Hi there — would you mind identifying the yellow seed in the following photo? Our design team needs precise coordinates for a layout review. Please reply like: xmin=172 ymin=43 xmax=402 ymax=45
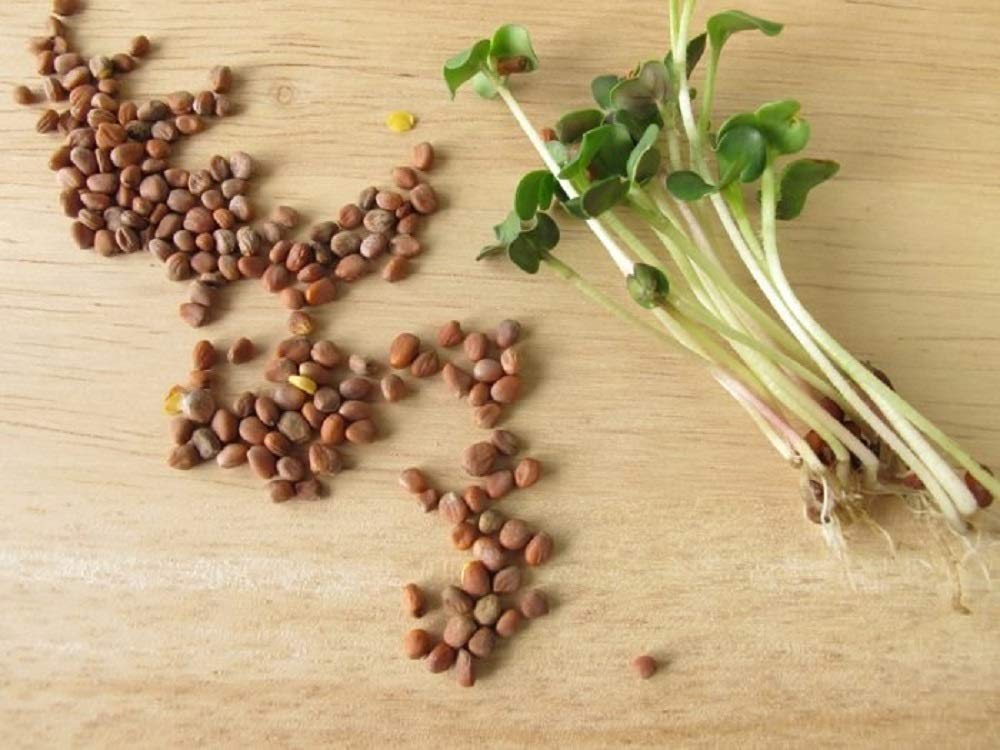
xmin=386 ymin=110 xmax=416 ymax=133
xmin=288 ymin=375 xmax=318 ymax=395
xmin=163 ymin=385 xmax=185 ymax=415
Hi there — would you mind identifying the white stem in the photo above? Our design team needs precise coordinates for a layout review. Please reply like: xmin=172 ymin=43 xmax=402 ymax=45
xmin=497 ymin=86 xmax=634 ymax=276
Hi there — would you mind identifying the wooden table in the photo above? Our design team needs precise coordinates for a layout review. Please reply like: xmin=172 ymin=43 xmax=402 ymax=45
xmin=1 ymin=0 xmax=998 ymax=746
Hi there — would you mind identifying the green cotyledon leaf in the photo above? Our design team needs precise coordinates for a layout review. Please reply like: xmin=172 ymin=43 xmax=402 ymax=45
xmin=443 ymin=39 xmax=491 ymax=98
xmin=776 ymin=159 xmax=840 ymax=220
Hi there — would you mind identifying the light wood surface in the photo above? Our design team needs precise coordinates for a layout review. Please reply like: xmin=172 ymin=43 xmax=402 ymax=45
xmin=2 ymin=0 xmax=999 ymax=747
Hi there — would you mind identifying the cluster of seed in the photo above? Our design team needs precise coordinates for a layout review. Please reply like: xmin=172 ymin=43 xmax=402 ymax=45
xmin=391 ymin=321 xmax=551 ymax=687
xmin=15 ymin=10 xmax=440 ymax=329
xmin=166 ymin=335 xmax=392 ymax=502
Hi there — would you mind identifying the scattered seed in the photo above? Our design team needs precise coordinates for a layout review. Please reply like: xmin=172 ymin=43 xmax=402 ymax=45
xmin=381 ymin=374 xmax=407 ymax=402
xmin=463 ymin=485 xmax=491 ymax=514
xmin=410 ymin=350 xmax=440 ymax=378
xmin=385 ymin=110 xmax=415 ymax=133
xmin=416 ymin=488 xmax=440 ymax=513
xmin=495 ymin=609 xmax=522 ymax=638
xmin=388 ymin=333 xmax=421 ymax=369
xmin=474 ymin=403 xmax=503 ymax=429
xmin=496 ymin=319 xmax=521 ymax=349
xmin=228 ymin=337 xmax=255 ymax=364
xmin=181 ymin=388 xmax=215 ymax=424
xmin=349 ymin=353 xmax=376 ymax=376
xmin=455 ymin=649 xmax=475 ymax=688
xmin=425 ymin=642 xmax=455 ymax=673
xmin=460 ymin=560 xmax=491 ymax=598
xmin=520 ymin=589 xmax=549 ymax=619
xmin=437 ymin=320 xmax=463 ymax=348
xmin=472 ymin=536 xmax=506 ymax=572
xmin=191 ymin=339 xmax=216 ymax=370
xmin=462 ymin=441 xmax=497 ymax=477
xmin=491 ymin=430 xmax=518 ymax=456
xmin=463 ymin=332 xmax=488 ymax=362
xmin=524 ymin=532 xmax=554 ymax=566
xmin=217 ymin=443 xmax=248 ymax=469
xmin=498 ymin=519 xmax=532 ymax=550
xmin=308 ymin=443 xmax=342 ymax=476
xmin=632 ymin=655 xmax=658 ymax=680
xmin=288 ymin=311 xmax=314 ymax=336
xmin=485 ymin=469 xmax=514 ymax=499
xmin=269 ymin=479 xmax=296 ymax=503
xmin=491 ymin=375 xmax=522 ymax=405
xmin=399 ymin=468 xmax=429 ymax=494
xmin=478 ymin=509 xmax=505 ymax=536
xmin=13 ymin=85 xmax=35 ymax=105
xmin=412 ymin=142 xmax=435 ymax=171
xmin=168 ymin=443 xmax=200 ymax=470
xmin=514 ymin=457 xmax=541 ymax=489
xmin=402 ymin=583 xmax=426 ymax=618
xmin=403 ymin=628 xmax=433 ymax=659
xmin=442 ymin=362 xmax=473 ymax=397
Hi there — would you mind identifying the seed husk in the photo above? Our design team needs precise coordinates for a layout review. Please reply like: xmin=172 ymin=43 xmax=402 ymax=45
xmin=632 ymin=655 xmax=658 ymax=680
xmin=402 ymin=583 xmax=426 ymax=618
xmin=403 ymin=628 xmax=433 ymax=660
xmin=520 ymin=589 xmax=549 ymax=619
xmin=462 ymin=441 xmax=497 ymax=477
xmin=524 ymin=532 xmax=554 ymax=566
xmin=494 ymin=609 xmax=522 ymax=638
xmin=425 ymin=643 xmax=455 ymax=674
xmin=442 ymin=585 xmax=473 ymax=616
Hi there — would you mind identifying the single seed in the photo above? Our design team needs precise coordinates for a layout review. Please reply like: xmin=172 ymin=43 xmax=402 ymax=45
xmin=310 ymin=340 xmax=343 ymax=368
xmin=473 ymin=594 xmax=501 ymax=626
xmin=495 ymin=609 xmax=522 ymax=638
xmin=192 ymin=339 xmax=216 ymax=370
xmin=409 ymin=183 xmax=438 ymax=214
xmin=339 ymin=376 xmax=372 ymax=401
xmin=491 ymin=375 xmax=522 ymax=405
xmin=276 ymin=456 xmax=306 ymax=483
xmin=485 ymin=470 xmax=514 ymax=500
xmin=411 ymin=142 xmax=435 ymax=171
xmin=462 ymin=441 xmax=497 ymax=477
xmin=181 ymin=389 xmax=215 ymax=424
xmin=403 ymin=629 xmax=433 ymax=660
xmin=269 ymin=480 xmax=296 ymax=503
xmin=273 ymin=383 xmax=308 ymax=411
xmin=402 ymin=583 xmax=425 ymax=618
xmin=217 ymin=443 xmax=248 ymax=469
xmin=443 ymin=615 xmax=477 ymax=649
xmin=496 ymin=319 xmax=522 ymax=349
xmin=474 ymin=403 xmax=503 ymax=429
xmin=13 ymin=85 xmax=35 ymax=105
xmin=472 ymin=536 xmax=506 ymax=572
xmin=382 ymin=255 xmax=409 ymax=282
xmin=425 ymin=643 xmax=455 ymax=674
xmin=169 ymin=416 xmax=195 ymax=445
xmin=500 ymin=346 xmax=522 ymax=375
xmin=437 ymin=320 xmax=463 ymax=348
xmin=492 ymin=565 xmax=522 ymax=594
xmin=455 ymin=649 xmax=475 ymax=688
xmin=399 ymin=468 xmax=428 ymax=494
xmin=288 ymin=311 xmax=314 ymax=335
xmin=348 ymin=354 xmax=376 ymax=376
xmin=391 ymin=166 xmax=418 ymax=190
xmin=247 ymin=446 xmax=276 ymax=479
xmin=439 ymin=492 xmax=470 ymax=526
xmin=520 ymin=589 xmax=549 ymax=619
xmin=228 ymin=337 xmax=255 ymax=364
xmin=210 ymin=65 xmax=233 ymax=93
xmin=473 ymin=358 xmax=504 ymax=383
xmin=410 ymin=350 xmax=440 ymax=378
xmin=463 ymin=485 xmax=491 ymax=514
xmin=461 ymin=560 xmax=490 ymax=598
xmin=442 ymin=363 xmax=472 ymax=397
xmin=167 ymin=443 xmax=200 ymax=470
xmin=478 ymin=509 xmax=505 ymax=536
xmin=416 ymin=488 xmax=439 ymax=513
xmin=524 ymin=532 xmax=554 ymax=566
xmin=451 ymin=521 xmax=478 ymax=550
xmin=129 ymin=35 xmax=150 ymax=57
xmin=308 ymin=443 xmax=342 ymax=476
xmin=515 ymin=457 xmax=541 ymax=489
xmin=467 ymin=627 xmax=496 ymax=659
xmin=211 ymin=409 xmax=239 ymax=443
xmin=463 ymin=332 xmax=489 ymax=362
xmin=345 ymin=419 xmax=376 ymax=444
xmin=632 ymin=655 xmax=658 ymax=680
xmin=388 ymin=332 xmax=420 ymax=369
xmin=491 ymin=430 xmax=518 ymax=456
xmin=191 ymin=427 xmax=222 ymax=460
xmin=380 ymin=374 xmax=407 ymax=402
xmin=498 ymin=519 xmax=532 ymax=551
xmin=442 ymin=585 xmax=473 ymax=616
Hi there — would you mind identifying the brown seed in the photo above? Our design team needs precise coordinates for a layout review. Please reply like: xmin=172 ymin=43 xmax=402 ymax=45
xmin=410 ymin=350 xmax=440 ymax=378
xmin=269 ymin=205 xmax=299 ymax=229
xmin=264 ymin=358 xmax=297 ymax=384
xmin=305 ymin=277 xmax=338 ymax=306
xmin=178 ymin=301 xmax=210 ymax=328
xmin=410 ymin=184 xmax=438 ymax=215
xmin=188 ymin=370 xmax=212 ymax=390
xmin=478 ymin=509 xmax=506 ymax=536
xmin=339 ymin=400 xmax=372 ymax=422
xmin=255 ymin=396 xmax=281 ymax=426
xmin=37 ymin=109 xmax=60 ymax=133
xmin=229 ymin=151 xmax=253 ymax=180
xmin=489 ymin=430 xmax=518 ymax=457
xmin=467 ymin=627 xmax=496 ymax=659
xmin=264 ymin=431 xmax=293 ymax=457
xmin=492 ymin=565 xmax=522 ymax=595
xmin=169 ymin=416 xmax=196 ymax=446
xmin=210 ymin=407 xmax=239 ymax=443
xmin=70 ymin=222 xmax=94 ymax=249
xmin=520 ymin=589 xmax=549 ymax=619
xmin=406 ymin=141 xmax=434 ymax=171
xmin=524 ymin=532 xmax=554 ymax=566
xmin=338 ymin=203 xmax=363 ymax=229
xmin=498 ymin=519 xmax=532 ymax=551
xmin=388 ymin=333 xmax=421 ymax=370
xmin=167 ymin=443 xmax=200 ymax=470
xmin=308 ymin=443 xmax=342 ymax=476
xmin=217 ymin=443 xmax=248 ymax=469
xmin=269 ymin=480 xmax=296 ymax=503
xmin=338 ymin=377 xmax=372 ymax=401
xmin=391 ymin=166 xmax=419 ymax=190
xmin=443 ymin=615 xmax=477 ymax=649
xmin=228 ymin=337 xmax=255 ymax=364
xmin=495 ymin=319 xmax=521 ymax=349
xmin=277 ymin=456 xmax=306 ymax=482
xmin=209 ymin=65 xmax=232 ymax=93
xmin=473 ymin=358 xmax=504 ymax=384
xmin=461 ymin=560 xmax=491 ymax=598
xmin=463 ymin=332 xmax=489 ymax=362
xmin=462 ymin=442 xmax=497 ymax=477
xmin=472 ymin=536 xmax=506 ymax=572
xmin=416 ymin=488 xmax=440 ymax=513
xmin=397 ymin=213 xmax=421 ymax=236
xmin=232 ymin=391 xmax=256 ymax=418
xmin=129 ymin=35 xmax=151 ymax=57
xmin=181 ymin=389 xmax=215 ymax=424
xmin=439 ymin=492 xmax=470 ymax=526
xmin=191 ymin=427 xmax=222 ymax=460
xmin=491 ymin=375 xmax=522 ymax=405
xmin=399 ymin=468 xmax=428 ymax=494
xmin=380 ymin=374 xmax=407 ymax=402
xmin=473 ymin=594 xmax=502 ymax=626
xmin=485 ymin=470 xmax=514 ymax=500
xmin=431 ymin=322 xmax=462 ymax=350
xmin=193 ymin=90 xmax=215 ymax=117
xmin=334 ymin=254 xmax=368 ymax=283
xmin=363 ymin=208 xmax=396 ymax=234
xmin=347 ymin=354 xmax=375 ymax=376
xmin=514 ymin=457 xmax=542 ymax=489
xmin=402 ymin=583 xmax=425 ymax=618
xmin=441 ymin=363 xmax=472 ymax=397
xmin=278 ymin=411 xmax=312 ymax=444
xmin=473 ymin=403 xmax=503 ymax=429
xmin=441 ymin=585 xmax=473 ymax=617
xmin=214 ymin=94 xmax=233 ymax=117
xmin=359 ymin=232 xmax=389 ymax=260
xmin=965 ymin=469 xmax=994 ymax=509
xmin=403 ymin=629 xmax=433 ymax=660
xmin=13 ymin=85 xmax=35 ymax=105
xmin=376 ymin=190 xmax=403 ymax=211
xmin=425 ymin=643 xmax=455 ymax=674
xmin=239 ymin=417 xmax=269 ymax=446
xmin=288 ymin=311 xmax=314 ymax=336
xmin=320 ymin=414 xmax=346 ymax=446
xmin=246 ymin=446 xmax=276 ymax=479
xmin=463 ymin=485 xmax=491 ymax=514
xmin=345 ymin=419 xmax=376 ymax=444
xmin=274 ymin=383 xmax=308 ymax=411
xmin=500 ymin=346 xmax=522 ymax=375
xmin=495 ymin=609 xmax=522 ymax=638
xmin=632 ymin=655 xmax=658 ymax=680
xmin=450 ymin=521 xmax=478 ymax=550
xmin=455 ymin=649 xmax=475 ymax=688
xmin=382 ymin=255 xmax=409 ymax=282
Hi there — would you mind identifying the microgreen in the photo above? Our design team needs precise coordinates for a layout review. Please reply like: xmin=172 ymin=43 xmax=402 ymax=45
xmin=447 ymin=7 xmax=1000 ymax=537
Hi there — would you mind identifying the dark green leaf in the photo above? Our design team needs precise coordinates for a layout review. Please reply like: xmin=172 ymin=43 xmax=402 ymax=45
xmin=637 ymin=61 xmax=669 ymax=101
xmin=490 ymin=25 xmax=539 ymax=74
xmin=610 ymin=77 xmax=659 ymax=120
xmin=665 ymin=171 xmax=716 ymax=201
xmin=591 ymin=123 xmax=635 ymax=179
xmin=494 ymin=211 xmax=522 ymax=245
xmin=627 ymin=124 xmax=662 ymax=185
xmin=560 ymin=196 xmax=588 ymax=220
xmin=443 ymin=39 xmax=491 ymax=99
xmin=776 ymin=159 xmax=840 ymax=220
xmin=523 ymin=211 xmax=560 ymax=250
xmin=477 ymin=244 xmax=506 ymax=260
xmin=558 ymin=124 xmax=614 ymax=180
xmin=686 ymin=33 xmax=707 ymax=76
xmin=717 ymin=112 xmax=758 ymax=142
xmin=591 ymin=74 xmax=619 ymax=110
xmin=707 ymin=11 xmax=783 ymax=53
xmin=613 ymin=108 xmax=660 ymax=142
xmin=581 ymin=176 xmax=629 ymax=217
xmin=508 ymin=236 xmax=542 ymax=274
xmin=555 ymin=108 xmax=605 ymax=144
xmin=716 ymin=125 xmax=767 ymax=185
xmin=627 ymin=263 xmax=670 ymax=308
xmin=755 ymin=99 xmax=810 ymax=155
xmin=515 ymin=170 xmax=556 ymax=220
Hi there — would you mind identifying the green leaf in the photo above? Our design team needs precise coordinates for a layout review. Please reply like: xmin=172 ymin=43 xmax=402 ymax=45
xmin=443 ymin=39 xmax=491 ymax=99
xmin=627 ymin=263 xmax=670 ymax=309
xmin=717 ymin=112 xmax=758 ymax=142
xmin=494 ymin=211 xmax=522 ymax=245
xmin=559 ymin=124 xmax=614 ymax=180
xmin=581 ymin=176 xmax=629 ymax=217
xmin=666 ymin=171 xmax=716 ymax=201
xmin=613 ymin=108 xmax=660 ymax=142
xmin=490 ymin=24 xmax=539 ymax=75
xmin=610 ymin=77 xmax=659 ymax=119
xmin=508 ymin=236 xmax=542 ymax=274
xmin=555 ymin=109 xmax=605 ymax=144
xmin=707 ymin=11 xmax=783 ymax=52
xmin=637 ymin=61 xmax=669 ymax=101
xmin=471 ymin=72 xmax=499 ymax=99
xmin=523 ymin=211 xmax=560 ymax=250
xmin=546 ymin=140 xmax=570 ymax=166
xmin=755 ymin=99 xmax=810 ymax=155
xmin=627 ymin=124 xmax=662 ymax=185
xmin=685 ymin=33 xmax=707 ymax=76
xmin=515 ymin=170 xmax=556 ymax=220
xmin=776 ymin=159 xmax=840 ymax=220
xmin=591 ymin=123 xmax=635 ymax=178
xmin=591 ymin=74 xmax=619 ymax=110
xmin=477 ymin=244 xmax=505 ymax=260
xmin=716 ymin=124 xmax=767 ymax=185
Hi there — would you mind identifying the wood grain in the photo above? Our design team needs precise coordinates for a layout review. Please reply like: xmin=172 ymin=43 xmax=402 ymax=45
xmin=1 ymin=0 xmax=999 ymax=747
